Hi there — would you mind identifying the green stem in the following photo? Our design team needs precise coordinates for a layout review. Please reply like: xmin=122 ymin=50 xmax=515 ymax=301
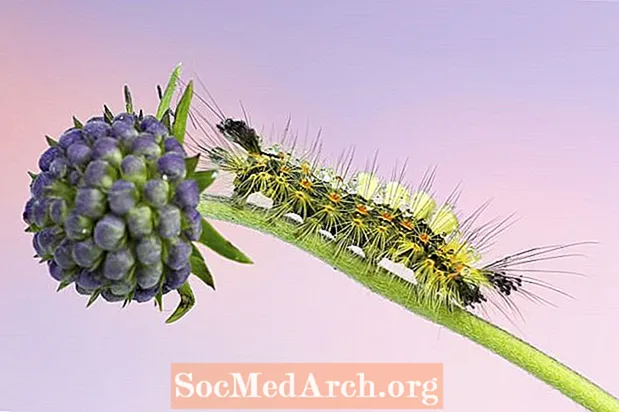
xmin=199 ymin=195 xmax=619 ymax=412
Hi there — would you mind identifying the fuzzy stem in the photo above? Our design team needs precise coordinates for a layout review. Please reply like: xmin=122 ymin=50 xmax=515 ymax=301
xmin=199 ymin=195 xmax=619 ymax=412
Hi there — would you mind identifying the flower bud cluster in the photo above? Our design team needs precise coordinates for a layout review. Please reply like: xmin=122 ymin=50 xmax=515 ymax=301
xmin=24 ymin=113 xmax=203 ymax=303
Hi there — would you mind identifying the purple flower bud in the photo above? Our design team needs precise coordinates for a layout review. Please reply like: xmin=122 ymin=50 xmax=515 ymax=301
xmin=163 ymin=137 xmax=187 ymax=156
xmin=103 ymin=247 xmax=135 ymax=280
xmin=144 ymin=179 xmax=170 ymax=208
xmin=58 ymin=128 xmax=85 ymax=149
xmin=136 ymin=261 xmax=163 ymax=289
xmin=48 ymin=157 xmax=69 ymax=178
xmin=67 ymin=143 xmax=92 ymax=167
xmin=120 ymin=155 xmax=147 ymax=185
xmin=32 ymin=198 xmax=52 ymax=227
xmin=109 ymin=278 xmax=134 ymax=296
xmin=23 ymin=197 xmax=36 ymax=225
xmin=75 ymin=284 xmax=93 ymax=296
xmin=72 ymin=238 xmax=103 ymax=268
xmin=157 ymin=152 xmax=186 ymax=182
xmin=31 ymin=172 xmax=55 ymax=198
xmin=49 ymin=199 xmax=68 ymax=225
xmin=164 ymin=264 xmax=191 ymax=290
xmin=133 ymin=285 xmax=160 ymax=302
xmin=84 ymin=160 xmax=117 ymax=190
xmin=140 ymin=115 xmax=160 ymax=131
xmin=64 ymin=212 xmax=94 ymax=240
xmin=144 ymin=122 xmax=169 ymax=142
xmin=92 ymin=137 xmax=123 ymax=167
xmin=108 ymin=180 xmax=138 ymax=215
xmin=76 ymin=268 xmax=105 ymax=291
xmin=113 ymin=112 xmax=137 ymax=125
xmin=136 ymin=235 xmax=162 ymax=265
xmin=87 ymin=116 xmax=106 ymax=123
xmin=83 ymin=120 xmax=111 ymax=140
xmin=68 ymin=170 xmax=82 ymax=186
xmin=94 ymin=214 xmax=126 ymax=251
xmin=131 ymin=134 xmax=162 ymax=160
xmin=48 ymin=261 xmax=66 ymax=281
xmin=111 ymin=120 xmax=139 ymax=145
xmin=53 ymin=238 xmax=76 ymax=270
xmin=174 ymin=179 xmax=199 ymax=210
xmin=157 ymin=204 xmax=181 ymax=238
xmin=164 ymin=238 xmax=192 ymax=271
xmin=101 ymin=289 xmax=125 ymax=302
xmin=126 ymin=205 xmax=154 ymax=238
xmin=34 ymin=227 xmax=63 ymax=257
xmin=182 ymin=208 xmax=203 ymax=241
xmin=38 ymin=147 xmax=63 ymax=172
xmin=32 ymin=233 xmax=44 ymax=257
xmin=75 ymin=188 xmax=106 ymax=219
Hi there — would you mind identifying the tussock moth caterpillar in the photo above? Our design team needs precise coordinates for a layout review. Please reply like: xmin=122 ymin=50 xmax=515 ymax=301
xmin=180 ymin=79 xmax=590 ymax=319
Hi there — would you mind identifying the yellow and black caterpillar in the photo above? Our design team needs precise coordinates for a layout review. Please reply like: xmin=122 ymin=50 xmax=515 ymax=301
xmin=194 ymin=116 xmax=575 ymax=315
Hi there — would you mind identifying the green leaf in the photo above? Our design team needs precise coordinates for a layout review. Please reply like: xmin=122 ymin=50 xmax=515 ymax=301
xmin=172 ymin=80 xmax=194 ymax=144
xmin=157 ymin=63 xmax=182 ymax=120
xmin=103 ymin=105 xmax=114 ymax=123
xmin=124 ymin=85 xmax=134 ymax=114
xmin=185 ymin=154 xmax=200 ymax=176
xmin=45 ymin=135 xmax=58 ymax=147
xmin=165 ymin=282 xmax=195 ymax=324
xmin=190 ymin=244 xmax=215 ymax=290
xmin=73 ymin=116 xmax=83 ymax=129
xmin=199 ymin=218 xmax=253 ymax=264
xmin=193 ymin=170 xmax=218 ymax=193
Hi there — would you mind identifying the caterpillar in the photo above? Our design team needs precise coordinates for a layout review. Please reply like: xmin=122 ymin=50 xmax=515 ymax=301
xmin=181 ymin=80 xmax=586 ymax=319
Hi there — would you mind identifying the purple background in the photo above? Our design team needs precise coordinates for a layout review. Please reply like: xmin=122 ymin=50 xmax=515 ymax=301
xmin=1 ymin=1 xmax=618 ymax=411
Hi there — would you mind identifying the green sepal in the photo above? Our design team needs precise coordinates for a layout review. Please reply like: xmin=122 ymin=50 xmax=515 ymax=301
xmin=124 ymin=85 xmax=134 ymax=114
xmin=161 ymin=108 xmax=172 ymax=132
xmin=103 ymin=105 xmax=114 ymax=124
xmin=45 ymin=135 xmax=58 ymax=147
xmin=154 ymin=289 xmax=163 ymax=312
xmin=198 ymin=219 xmax=253 ymax=264
xmin=172 ymin=80 xmax=194 ymax=144
xmin=72 ymin=116 xmax=83 ymax=129
xmin=190 ymin=244 xmax=215 ymax=290
xmin=122 ymin=289 xmax=135 ymax=308
xmin=56 ymin=271 xmax=77 ymax=292
xmin=25 ymin=225 xmax=38 ymax=233
xmin=165 ymin=282 xmax=195 ymax=324
xmin=86 ymin=289 xmax=102 ymax=308
xmin=185 ymin=154 xmax=200 ymax=176
xmin=28 ymin=171 xmax=38 ymax=181
xmin=157 ymin=63 xmax=182 ymax=120
xmin=193 ymin=170 xmax=217 ymax=193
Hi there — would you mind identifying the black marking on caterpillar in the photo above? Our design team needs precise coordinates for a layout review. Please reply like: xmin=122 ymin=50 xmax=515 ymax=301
xmin=180 ymin=77 xmax=591 ymax=318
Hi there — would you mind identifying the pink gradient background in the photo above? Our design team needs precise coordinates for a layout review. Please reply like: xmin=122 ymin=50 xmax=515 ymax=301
xmin=1 ymin=1 xmax=618 ymax=411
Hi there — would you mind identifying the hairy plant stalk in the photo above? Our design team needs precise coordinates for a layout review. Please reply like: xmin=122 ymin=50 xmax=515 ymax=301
xmin=199 ymin=195 xmax=619 ymax=412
